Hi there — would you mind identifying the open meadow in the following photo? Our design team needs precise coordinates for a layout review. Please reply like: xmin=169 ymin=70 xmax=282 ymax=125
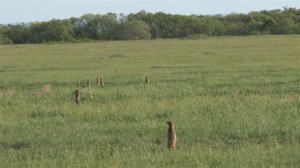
xmin=0 ymin=35 xmax=300 ymax=167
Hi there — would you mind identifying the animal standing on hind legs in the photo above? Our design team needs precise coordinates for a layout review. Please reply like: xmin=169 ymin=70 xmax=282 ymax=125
xmin=75 ymin=89 xmax=80 ymax=104
xmin=96 ymin=78 xmax=100 ymax=86
xmin=167 ymin=121 xmax=177 ymax=150
xmin=97 ymin=78 xmax=104 ymax=86
xmin=100 ymin=78 xmax=104 ymax=86
xmin=145 ymin=76 xmax=149 ymax=84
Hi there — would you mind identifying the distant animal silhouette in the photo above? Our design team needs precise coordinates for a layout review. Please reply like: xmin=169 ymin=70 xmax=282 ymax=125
xmin=145 ymin=76 xmax=149 ymax=84
xmin=75 ymin=89 xmax=80 ymax=104
xmin=100 ymin=78 xmax=104 ymax=86
xmin=96 ymin=78 xmax=100 ymax=86
xmin=167 ymin=121 xmax=176 ymax=149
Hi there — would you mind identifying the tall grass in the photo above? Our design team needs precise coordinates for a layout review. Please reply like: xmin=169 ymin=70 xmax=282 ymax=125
xmin=0 ymin=35 xmax=300 ymax=167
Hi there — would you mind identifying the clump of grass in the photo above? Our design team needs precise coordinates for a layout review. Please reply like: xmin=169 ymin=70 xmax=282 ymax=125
xmin=0 ymin=88 xmax=16 ymax=100
xmin=86 ymin=79 xmax=90 ymax=87
xmin=109 ymin=54 xmax=126 ymax=58
xmin=9 ymin=141 xmax=30 ymax=150
xmin=41 ymin=84 xmax=52 ymax=94
xmin=181 ymin=33 xmax=209 ymax=40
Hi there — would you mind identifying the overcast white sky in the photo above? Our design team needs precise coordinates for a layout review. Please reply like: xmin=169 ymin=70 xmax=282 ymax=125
xmin=0 ymin=0 xmax=299 ymax=24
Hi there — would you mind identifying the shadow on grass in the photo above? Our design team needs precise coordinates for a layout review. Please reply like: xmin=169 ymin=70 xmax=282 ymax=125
xmin=0 ymin=141 xmax=30 ymax=150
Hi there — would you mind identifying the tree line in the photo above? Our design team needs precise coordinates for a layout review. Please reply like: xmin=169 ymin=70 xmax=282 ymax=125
xmin=0 ymin=8 xmax=299 ymax=44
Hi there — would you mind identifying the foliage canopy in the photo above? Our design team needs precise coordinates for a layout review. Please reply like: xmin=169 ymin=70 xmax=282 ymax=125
xmin=0 ymin=8 xmax=299 ymax=44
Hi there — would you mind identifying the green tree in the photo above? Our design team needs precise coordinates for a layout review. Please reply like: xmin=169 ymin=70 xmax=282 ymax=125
xmin=197 ymin=17 xmax=225 ymax=36
xmin=1 ymin=8 xmax=300 ymax=44
xmin=222 ymin=13 xmax=250 ymax=35
xmin=248 ymin=12 xmax=276 ymax=34
xmin=117 ymin=20 xmax=151 ymax=40
xmin=30 ymin=19 xmax=74 ymax=42
xmin=1 ymin=23 xmax=31 ymax=44
xmin=0 ymin=25 xmax=12 ymax=44
xmin=46 ymin=19 xmax=74 ymax=41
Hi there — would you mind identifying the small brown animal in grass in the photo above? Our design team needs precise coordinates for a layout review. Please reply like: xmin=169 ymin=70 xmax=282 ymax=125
xmin=167 ymin=121 xmax=176 ymax=149
xmin=96 ymin=78 xmax=100 ymax=86
xmin=86 ymin=79 xmax=90 ymax=87
xmin=145 ymin=76 xmax=149 ymax=84
xmin=75 ymin=89 xmax=80 ymax=104
xmin=77 ymin=81 xmax=81 ymax=87
xmin=100 ymin=78 xmax=104 ymax=86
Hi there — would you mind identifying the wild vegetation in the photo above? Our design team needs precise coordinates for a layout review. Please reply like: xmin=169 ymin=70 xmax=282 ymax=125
xmin=0 ymin=8 xmax=300 ymax=44
xmin=0 ymin=35 xmax=299 ymax=167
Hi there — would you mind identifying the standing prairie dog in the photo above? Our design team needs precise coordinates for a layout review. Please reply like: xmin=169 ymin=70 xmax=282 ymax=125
xmin=100 ymin=78 xmax=104 ymax=86
xmin=75 ymin=89 xmax=80 ymax=104
xmin=97 ymin=78 xmax=104 ymax=86
xmin=167 ymin=121 xmax=176 ymax=149
xmin=96 ymin=78 xmax=100 ymax=86
xmin=145 ymin=76 xmax=149 ymax=84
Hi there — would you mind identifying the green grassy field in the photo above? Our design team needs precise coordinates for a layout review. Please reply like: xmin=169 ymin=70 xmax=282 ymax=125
xmin=0 ymin=35 xmax=300 ymax=167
